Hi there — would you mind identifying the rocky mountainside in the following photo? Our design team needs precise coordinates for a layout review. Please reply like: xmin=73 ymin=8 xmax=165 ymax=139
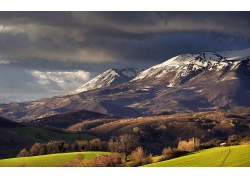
xmin=0 ymin=48 xmax=250 ymax=121
xmin=64 ymin=67 xmax=144 ymax=96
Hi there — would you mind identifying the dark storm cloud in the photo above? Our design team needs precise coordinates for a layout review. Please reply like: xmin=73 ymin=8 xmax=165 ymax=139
xmin=1 ymin=11 xmax=250 ymax=99
xmin=1 ymin=11 xmax=250 ymax=72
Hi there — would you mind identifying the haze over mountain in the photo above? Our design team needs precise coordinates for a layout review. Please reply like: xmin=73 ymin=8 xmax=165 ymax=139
xmin=0 ymin=48 xmax=250 ymax=121
xmin=0 ymin=95 xmax=36 ymax=104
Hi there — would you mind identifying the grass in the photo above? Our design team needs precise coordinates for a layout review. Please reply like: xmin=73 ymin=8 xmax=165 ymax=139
xmin=0 ymin=151 xmax=111 ymax=167
xmin=143 ymin=145 xmax=250 ymax=167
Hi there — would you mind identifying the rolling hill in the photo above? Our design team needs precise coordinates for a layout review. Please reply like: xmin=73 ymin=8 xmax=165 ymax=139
xmin=27 ymin=108 xmax=120 ymax=128
xmin=0 ymin=151 xmax=111 ymax=167
xmin=0 ymin=126 xmax=96 ymax=159
xmin=143 ymin=145 xmax=250 ymax=167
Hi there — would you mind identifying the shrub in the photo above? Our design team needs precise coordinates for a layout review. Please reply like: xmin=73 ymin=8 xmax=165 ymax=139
xmin=177 ymin=138 xmax=200 ymax=152
xmin=129 ymin=146 xmax=153 ymax=166
xmin=94 ymin=153 xmax=122 ymax=167
xmin=17 ymin=149 xmax=30 ymax=157
xmin=161 ymin=147 xmax=175 ymax=160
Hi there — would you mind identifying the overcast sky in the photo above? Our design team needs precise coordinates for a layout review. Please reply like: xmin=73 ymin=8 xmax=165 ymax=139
xmin=0 ymin=11 xmax=250 ymax=101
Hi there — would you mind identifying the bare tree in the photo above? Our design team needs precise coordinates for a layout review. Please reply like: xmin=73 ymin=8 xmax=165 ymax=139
xmin=130 ymin=146 xmax=144 ymax=166
xmin=116 ymin=134 xmax=139 ymax=162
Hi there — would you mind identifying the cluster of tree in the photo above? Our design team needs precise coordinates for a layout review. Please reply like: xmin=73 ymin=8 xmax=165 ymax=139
xmin=17 ymin=138 xmax=108 ymax=157
xmin=177 ymin=138 xmax=200 ymax=152
xmin=17 ymin=134 xmax=141 ymax=162
xmin=66 ymin=119 xmax=118 ymax=134
xmin=59 ymin=146 xmax=153 ymax=167
xmin=16 ymin=133 xmax=155 ymax=167
xmin=108 ymin=134 xmax=139 ymax=161
xmin=223 ymin=133 xmax=250 ymax=146
xmin=160 ymin=138 xmax=201 ymax=161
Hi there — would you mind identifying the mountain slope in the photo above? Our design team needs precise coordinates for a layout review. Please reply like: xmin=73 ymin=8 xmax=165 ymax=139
xmin=27 ymin=109 xmax=119 ymax=128
xmin=128 ymin=48 xmax=250 ymax=113
xmin=64 ymin=67 xmax=144 ymax=95
xmin=0 ymin=48 xmax=250 ymax=121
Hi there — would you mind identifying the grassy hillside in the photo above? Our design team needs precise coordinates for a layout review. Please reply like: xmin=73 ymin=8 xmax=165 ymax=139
xmin=3 ymin=127 xmax=96 ymax=142
xmin=0 ymin=151 xmax=111 ymax=167
xmin=144 ymin=145 xmax=250 ymax=167
xmin=0 ymin=127 xmax=96 ymax=159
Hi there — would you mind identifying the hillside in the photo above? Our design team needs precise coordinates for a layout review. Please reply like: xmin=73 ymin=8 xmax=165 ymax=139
xmin=0 ymin=116 xmax=25 ymax=128
xmin=144 ymin=145 xmax=250 ymax=167
xmin=0 ymin=151 xmax=111 ymax=167
xmin=0 ymin=126 xmax=96 ymax=159
xmin=65 ymin=108 xmax=250 ymax=154
xmin=27 ymin=108 xmax=120 ymax=128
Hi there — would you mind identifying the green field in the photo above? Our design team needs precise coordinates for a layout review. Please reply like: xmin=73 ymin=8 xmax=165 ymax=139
xmin=0 ymin=151 xmax=111 ymax=167
xmin=144 ymin=145 xmax=250 ymax=167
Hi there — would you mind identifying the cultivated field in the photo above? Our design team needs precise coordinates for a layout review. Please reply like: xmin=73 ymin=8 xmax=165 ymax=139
xmin=0 ymin=151 xmax=111 ymax=167
xmin=144 ymin=145 xmax=250 ymax=167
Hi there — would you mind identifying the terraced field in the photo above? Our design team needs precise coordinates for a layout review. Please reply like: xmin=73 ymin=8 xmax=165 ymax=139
xmin=144 ymin=145 xmax=250 ymax=167
xmin=0 ymin=151 xmax=111 ymax=167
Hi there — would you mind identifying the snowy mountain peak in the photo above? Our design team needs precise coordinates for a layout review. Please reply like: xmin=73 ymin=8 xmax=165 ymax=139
xmin=63 ymin=67 xmax=144 ymax=96
xmin=132 ymin=48 xmax=250 ymax=82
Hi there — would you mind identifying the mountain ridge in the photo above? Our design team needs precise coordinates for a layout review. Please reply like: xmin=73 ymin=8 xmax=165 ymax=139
xmin=63 ymin=67 xmax=144 ymax=96
xmin=0 ymin=48 xmax=250 ymax=121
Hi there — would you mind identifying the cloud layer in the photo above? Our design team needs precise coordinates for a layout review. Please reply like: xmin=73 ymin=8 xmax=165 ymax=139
xmin=0 ymin=12 xmax=250 ymax=72
xmin=0 ymin=12 xmax=250 ymax=100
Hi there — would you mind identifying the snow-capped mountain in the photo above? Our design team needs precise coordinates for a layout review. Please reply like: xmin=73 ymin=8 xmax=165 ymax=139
xmin=132 ymin=48 xmax=250 ymax=87
xmin=1 ymin=48 xmax=250 ymax=121
xmin=64 ymin=67 xmax=144 ymax=95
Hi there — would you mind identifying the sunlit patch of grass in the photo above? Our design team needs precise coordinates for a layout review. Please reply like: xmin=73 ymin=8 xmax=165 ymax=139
xmin=0 ymin=151 xmax=111 ymax=167
xmin=143 ymin=145 xmax=250 ymax=167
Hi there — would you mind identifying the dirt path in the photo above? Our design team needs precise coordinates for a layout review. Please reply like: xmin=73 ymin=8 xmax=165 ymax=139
xmin=220 ymin=147 xmax=231 ymax=167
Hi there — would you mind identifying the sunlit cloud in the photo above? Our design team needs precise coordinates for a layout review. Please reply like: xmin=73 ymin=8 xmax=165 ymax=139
xmin=30 ymin=70 xmax=91 ymax=91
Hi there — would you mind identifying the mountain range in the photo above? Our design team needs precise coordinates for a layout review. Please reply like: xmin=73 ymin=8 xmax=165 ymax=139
xmin=0 ymin=48 xmax=250 ymax=122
